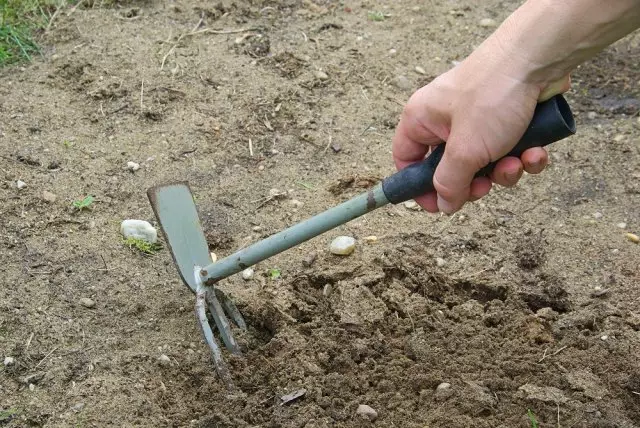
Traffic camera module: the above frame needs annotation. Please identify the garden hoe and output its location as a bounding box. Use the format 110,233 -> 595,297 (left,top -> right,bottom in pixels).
147,94 -> 576,390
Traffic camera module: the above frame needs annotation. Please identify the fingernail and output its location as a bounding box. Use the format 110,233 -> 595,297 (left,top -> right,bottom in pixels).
506,170 -> 521,182
437,195 -> 456,214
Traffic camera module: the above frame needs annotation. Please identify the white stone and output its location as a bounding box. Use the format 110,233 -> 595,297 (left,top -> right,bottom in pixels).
158,354 -> 171,366
210,252 -> 217,262
16,180 -> 26,189
593,212 -> 603,220
79,297 -> 95,308
388,48 -> 397,55
29,383 -> 35,391
363,236 -> 378,243
436,382 -> 451,391
435,257 -> 446,267
290,199 -> 304,208
121,219 -> 158,243
617,222 -> 627,229
241,268 -> 254,280
356,404 -> 378,421
314,70 -> 329,80
479,18 -> 496,27
587,111 -> 597,120
127,161 -> 140,171
600,335 -> 608,341
330,236 -> 356,255
404,200 -> 420,211
4,356 -> 15,366
415,66 -> 426,75
323,284 -> 333,297
252,225 -> 263,232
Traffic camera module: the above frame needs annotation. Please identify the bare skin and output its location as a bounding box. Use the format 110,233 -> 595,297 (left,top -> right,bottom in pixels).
393,0 -> 640,214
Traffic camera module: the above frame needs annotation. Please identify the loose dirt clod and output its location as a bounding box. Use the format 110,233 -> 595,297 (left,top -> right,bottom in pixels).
241,268 -> 254,280
157,354 -> 171,366
42,191 -> 57,203
4,356 -> 15,366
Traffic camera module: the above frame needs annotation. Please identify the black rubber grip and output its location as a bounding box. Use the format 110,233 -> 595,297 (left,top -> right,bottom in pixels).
381,94 -> 576,204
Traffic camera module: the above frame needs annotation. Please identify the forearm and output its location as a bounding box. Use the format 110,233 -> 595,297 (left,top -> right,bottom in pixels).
493,0 -> 640,86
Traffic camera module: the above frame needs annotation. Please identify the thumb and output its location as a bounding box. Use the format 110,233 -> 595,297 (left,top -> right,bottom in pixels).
433,130 -> 491,214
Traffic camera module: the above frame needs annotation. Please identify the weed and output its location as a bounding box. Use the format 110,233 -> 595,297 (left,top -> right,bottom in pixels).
267,267 -> 281,280
63,139 -> 73,148
72,195 -> 94,211
527,409 -> 539,428
0,408 -> 17,422
295,181 -> 315,190
367,11 -> 386,21
124,237 -> 161,255
0,0 -> 70,66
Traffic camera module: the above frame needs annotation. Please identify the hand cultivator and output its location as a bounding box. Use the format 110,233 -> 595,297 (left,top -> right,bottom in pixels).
147,95 -> 576,390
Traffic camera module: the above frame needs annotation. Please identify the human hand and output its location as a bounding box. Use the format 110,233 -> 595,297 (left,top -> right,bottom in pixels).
392,36 -> 570,214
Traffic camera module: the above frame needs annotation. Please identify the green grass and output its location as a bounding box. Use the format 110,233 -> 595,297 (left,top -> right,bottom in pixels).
0,408 -> 18,422
0,0 -> 70,66
72,195 -> 94,211
527,409 -> 539,428
123,237 -> 162,255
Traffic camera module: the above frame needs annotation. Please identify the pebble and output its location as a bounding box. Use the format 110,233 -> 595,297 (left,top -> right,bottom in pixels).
258,165 -> 265,171
290,199 -> 304,208
252,225 -> 263,232
593,212 -> 603,220
241,268 -> 254,280
29,383 -> 35,391
314,70 -> 329,80
323,283 -> 333,297
302,252 -> 317,267
613,134 -> 625,142
127,161 -> 140,172
269,188 -> 283,198
210,252 -> 217,263
388,48 -> 397,55
435,257 -> 446,267
356,404 -> 378,421
79,297 -> 95,308
4,356 -> 15,366
121,219 -> 158,243
479,18 -> 496,27
16,180 -> 26,189
414,66 -> 426,75
158,354 -> 171,366
626,233 -> 640,244
364,235 -> 378,243
330,143 -> 342,153
617,222 -> 627,229
393,75 -> 413,90
404,200 -> 420,211
42,191 -> 57,203
330,236 -> 356,255
71,403 -> 85,413
587,111 -> 597,120
435,382 -> 453,400
600,335 -> 608,341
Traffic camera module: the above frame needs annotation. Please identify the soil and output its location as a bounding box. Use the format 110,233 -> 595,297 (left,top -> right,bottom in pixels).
1,1 -> 640,427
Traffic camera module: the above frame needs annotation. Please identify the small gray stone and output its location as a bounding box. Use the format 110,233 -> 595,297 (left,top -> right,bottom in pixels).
356,404 -> 378,421
393,75 -> 413,90
42,191 -> 57,203
404,200 -> 420,211
330,236 -> 356,255
414,66 -> 426,75
616,222 -> 627,229
16,180 -> 26,189
71,403 -> 85,413
241,268 -> 254,280
252,225 -> 263,232
126,161 -> 140,172
593,212 -> 603,220
435,257 -> 446,267
323,284 -> 333,297
587,111 -> 597,120
158,354 -> 171,366
302,252 -> 317,267
314,70 -> 329,80
435,382 -> 453,400
479,18 -> 496,27
4,356 -> 15,366
79,298 -> 95,309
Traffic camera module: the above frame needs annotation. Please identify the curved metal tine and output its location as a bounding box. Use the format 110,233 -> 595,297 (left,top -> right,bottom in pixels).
215,288 -> 247,331
206,289 -> 241,355
195,288 -> 235,390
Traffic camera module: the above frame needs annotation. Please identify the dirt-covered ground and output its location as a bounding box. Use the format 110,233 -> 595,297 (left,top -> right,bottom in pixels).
1,1 -> 640,427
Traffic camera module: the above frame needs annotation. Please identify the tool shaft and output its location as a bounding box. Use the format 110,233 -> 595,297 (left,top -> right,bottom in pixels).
200,184 -> 389,284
